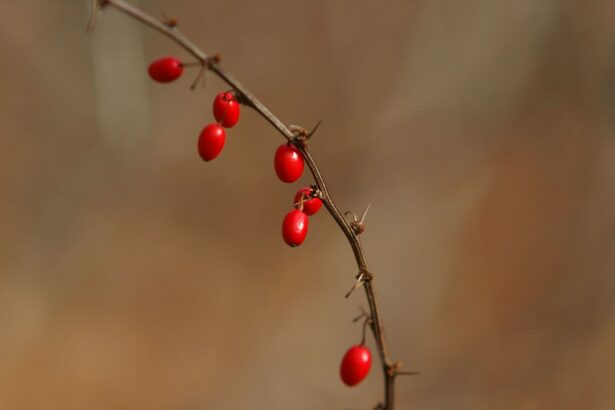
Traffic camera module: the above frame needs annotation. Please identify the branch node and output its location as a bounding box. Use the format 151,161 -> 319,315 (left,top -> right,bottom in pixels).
161,11 -> 178,28
234,90 -> 250,106
345,204 -> 371,235
289,120 -> 320,148
208,53 -> 222,66
309,184 -> 324,200
351,221 -> 365,235
288,125 -> 309,148
293,186 -> 322,210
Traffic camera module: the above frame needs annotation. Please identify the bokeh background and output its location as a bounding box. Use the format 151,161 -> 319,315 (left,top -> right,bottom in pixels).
1,1 -> 614,409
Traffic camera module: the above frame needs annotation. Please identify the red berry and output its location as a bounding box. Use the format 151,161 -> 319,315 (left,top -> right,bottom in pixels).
274,144 -> 304,183
213,91 -> 241,128
282,209 -> 308,247
198,123 -> 226,161
340,345 -> 372,387
294,187 -> 322,216
148,57 -> 183,83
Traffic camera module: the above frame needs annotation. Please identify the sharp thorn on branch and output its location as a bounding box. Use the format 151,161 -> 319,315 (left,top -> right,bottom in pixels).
307,119 -> 322,138
397,371 -> 421,376
345,272 -> 366,298
360,203 -> 371,224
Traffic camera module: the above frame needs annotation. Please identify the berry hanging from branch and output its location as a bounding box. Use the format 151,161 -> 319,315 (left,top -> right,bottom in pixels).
274,143 -> 305,183
213,91 -> 241,128
198,123 -> 226,161
148,56 -> 183,83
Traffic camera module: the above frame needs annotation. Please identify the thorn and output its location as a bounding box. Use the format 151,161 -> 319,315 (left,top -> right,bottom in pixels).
345,272 -> 366,298
359,203 -> 371,224
307,119 -> 322,138
397,371 -> 421,376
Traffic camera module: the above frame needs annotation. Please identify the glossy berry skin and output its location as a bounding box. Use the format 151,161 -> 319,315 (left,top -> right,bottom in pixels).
282,209 -> 308,247
213,91 -> 241,128
340,345 -> 372,387
274,144 -> 304,183
198,124 -> 226,161
148,57 -> 183,83
294,187 -> 322,216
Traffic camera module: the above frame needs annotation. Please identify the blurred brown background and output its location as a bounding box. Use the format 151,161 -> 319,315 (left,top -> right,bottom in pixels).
1,1 -> 614,409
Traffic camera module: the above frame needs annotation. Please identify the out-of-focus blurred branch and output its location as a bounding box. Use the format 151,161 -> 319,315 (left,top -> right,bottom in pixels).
89,1 -> 407,408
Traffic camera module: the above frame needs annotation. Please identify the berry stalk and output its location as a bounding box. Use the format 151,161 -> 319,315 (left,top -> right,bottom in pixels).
89,1 -> 404,408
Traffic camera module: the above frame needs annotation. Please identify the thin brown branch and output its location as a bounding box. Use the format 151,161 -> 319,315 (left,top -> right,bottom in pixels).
93,1 -> 401,408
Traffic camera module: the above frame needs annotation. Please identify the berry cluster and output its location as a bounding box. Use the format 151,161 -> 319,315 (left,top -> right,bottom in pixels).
282,185 -> 322,247
148,57 -> 240,161
148,55 -> 371,387
198,91 -> 240,161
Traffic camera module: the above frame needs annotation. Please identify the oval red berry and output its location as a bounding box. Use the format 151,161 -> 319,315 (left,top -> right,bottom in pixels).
148,57 -> 183,83
294,187 -> 322,216
274,144 -> 304,183
282,209 -> 308,247
340,345 -> 372,387
198,123 -> 226,161
213,91 -> 240,128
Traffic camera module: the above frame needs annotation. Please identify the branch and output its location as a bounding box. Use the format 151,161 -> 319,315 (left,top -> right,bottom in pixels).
91,1 -> 403,408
